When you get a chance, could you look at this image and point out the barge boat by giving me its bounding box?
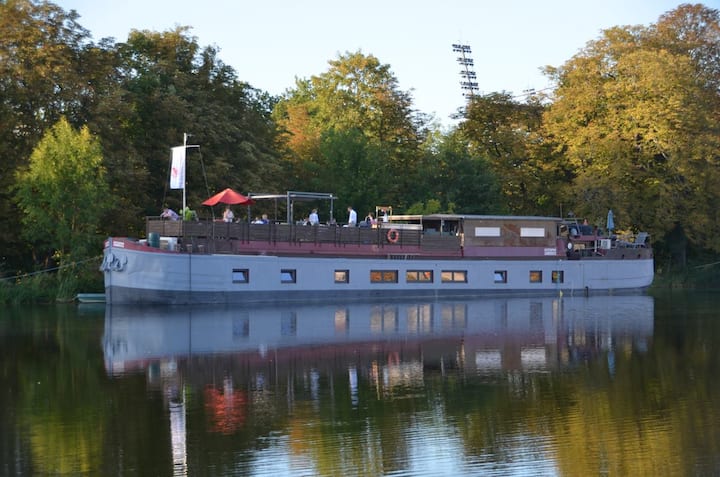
[101,208,653,305]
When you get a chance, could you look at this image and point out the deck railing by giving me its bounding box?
[145,217,461,253]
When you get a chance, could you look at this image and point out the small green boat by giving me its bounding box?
[76,293,106,304]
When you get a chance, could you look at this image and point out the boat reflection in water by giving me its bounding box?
[104,294,653,378]
[103,294,653,476]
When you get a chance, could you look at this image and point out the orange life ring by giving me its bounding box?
[386,229,400,243]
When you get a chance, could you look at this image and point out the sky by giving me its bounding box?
[58,0,710,127]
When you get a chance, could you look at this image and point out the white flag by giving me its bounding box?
[170,146,186,189]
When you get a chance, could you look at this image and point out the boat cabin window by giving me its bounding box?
[494,270,507,284]
[552,270,564,283]
[232,269,249,283]
[441,270,467,283]
[370,270,398,283]
[432,219,460,236]
[334,270,349,284]
[529,270,543,283]
[521,227,546,238]
[281,269,297,283]
[475,227,501,237]
[406,270,433,283]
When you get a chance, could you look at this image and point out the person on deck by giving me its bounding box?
[309,208,320,226]
[161,207,180,221]
[182,206,198,221]
[223,205,235,223]
[347,206,357,227]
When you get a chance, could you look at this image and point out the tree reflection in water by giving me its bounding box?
[5,293,720,476]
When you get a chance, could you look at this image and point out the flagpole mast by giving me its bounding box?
[183,133,188,214]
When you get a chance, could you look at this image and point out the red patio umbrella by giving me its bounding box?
[202,188,255,206]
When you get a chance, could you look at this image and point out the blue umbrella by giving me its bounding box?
[606,209,615,233]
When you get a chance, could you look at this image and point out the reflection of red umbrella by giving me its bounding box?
[202,188,254,206]
[204,386,247,434]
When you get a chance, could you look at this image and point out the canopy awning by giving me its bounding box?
[247,191,336,224]
[202,188,254,206]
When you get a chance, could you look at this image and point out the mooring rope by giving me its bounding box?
[0,255,102,282]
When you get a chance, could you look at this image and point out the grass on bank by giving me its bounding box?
[0,259,103,305]
[652,265,720,289]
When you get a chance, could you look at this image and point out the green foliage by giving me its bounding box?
[438,131,504,214]
[0,6,281,286]
[313,128,391,217]
[274,51,424,211]
[543,6,720,251]
[15,118,110,266]
[405,199,444,215]
[0,274,58,305]
[1,1,720,295]
[459,93,557,214]
[115,28,280,214]
[0,0,96,270]
[309,51,418,146]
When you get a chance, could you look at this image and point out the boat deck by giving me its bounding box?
[144,217,652,260]
[146,219,462,255]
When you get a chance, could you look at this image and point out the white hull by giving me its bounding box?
[102,238,654,305]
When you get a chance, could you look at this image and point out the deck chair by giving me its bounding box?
[629,231,648,248]
[617,231,648,248]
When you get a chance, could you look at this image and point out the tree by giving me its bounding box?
[0,0,97,270]
[15,118,110,276]
[412,129,504,214]
[273,51,425,208]
[652,3,720,92]
[543,5,720,250]
[459,93,558,214]
[314,128,391,217]
[437,131,505,214]
[0,5,283,278]
[107,27,280,222]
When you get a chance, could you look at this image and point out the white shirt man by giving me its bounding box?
[223,207,235,223]
[309,209,319,225]
[347,207,357,226]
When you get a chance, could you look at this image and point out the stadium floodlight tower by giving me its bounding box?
[452,43,479,99]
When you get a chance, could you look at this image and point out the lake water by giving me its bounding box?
[1,291,719,476]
